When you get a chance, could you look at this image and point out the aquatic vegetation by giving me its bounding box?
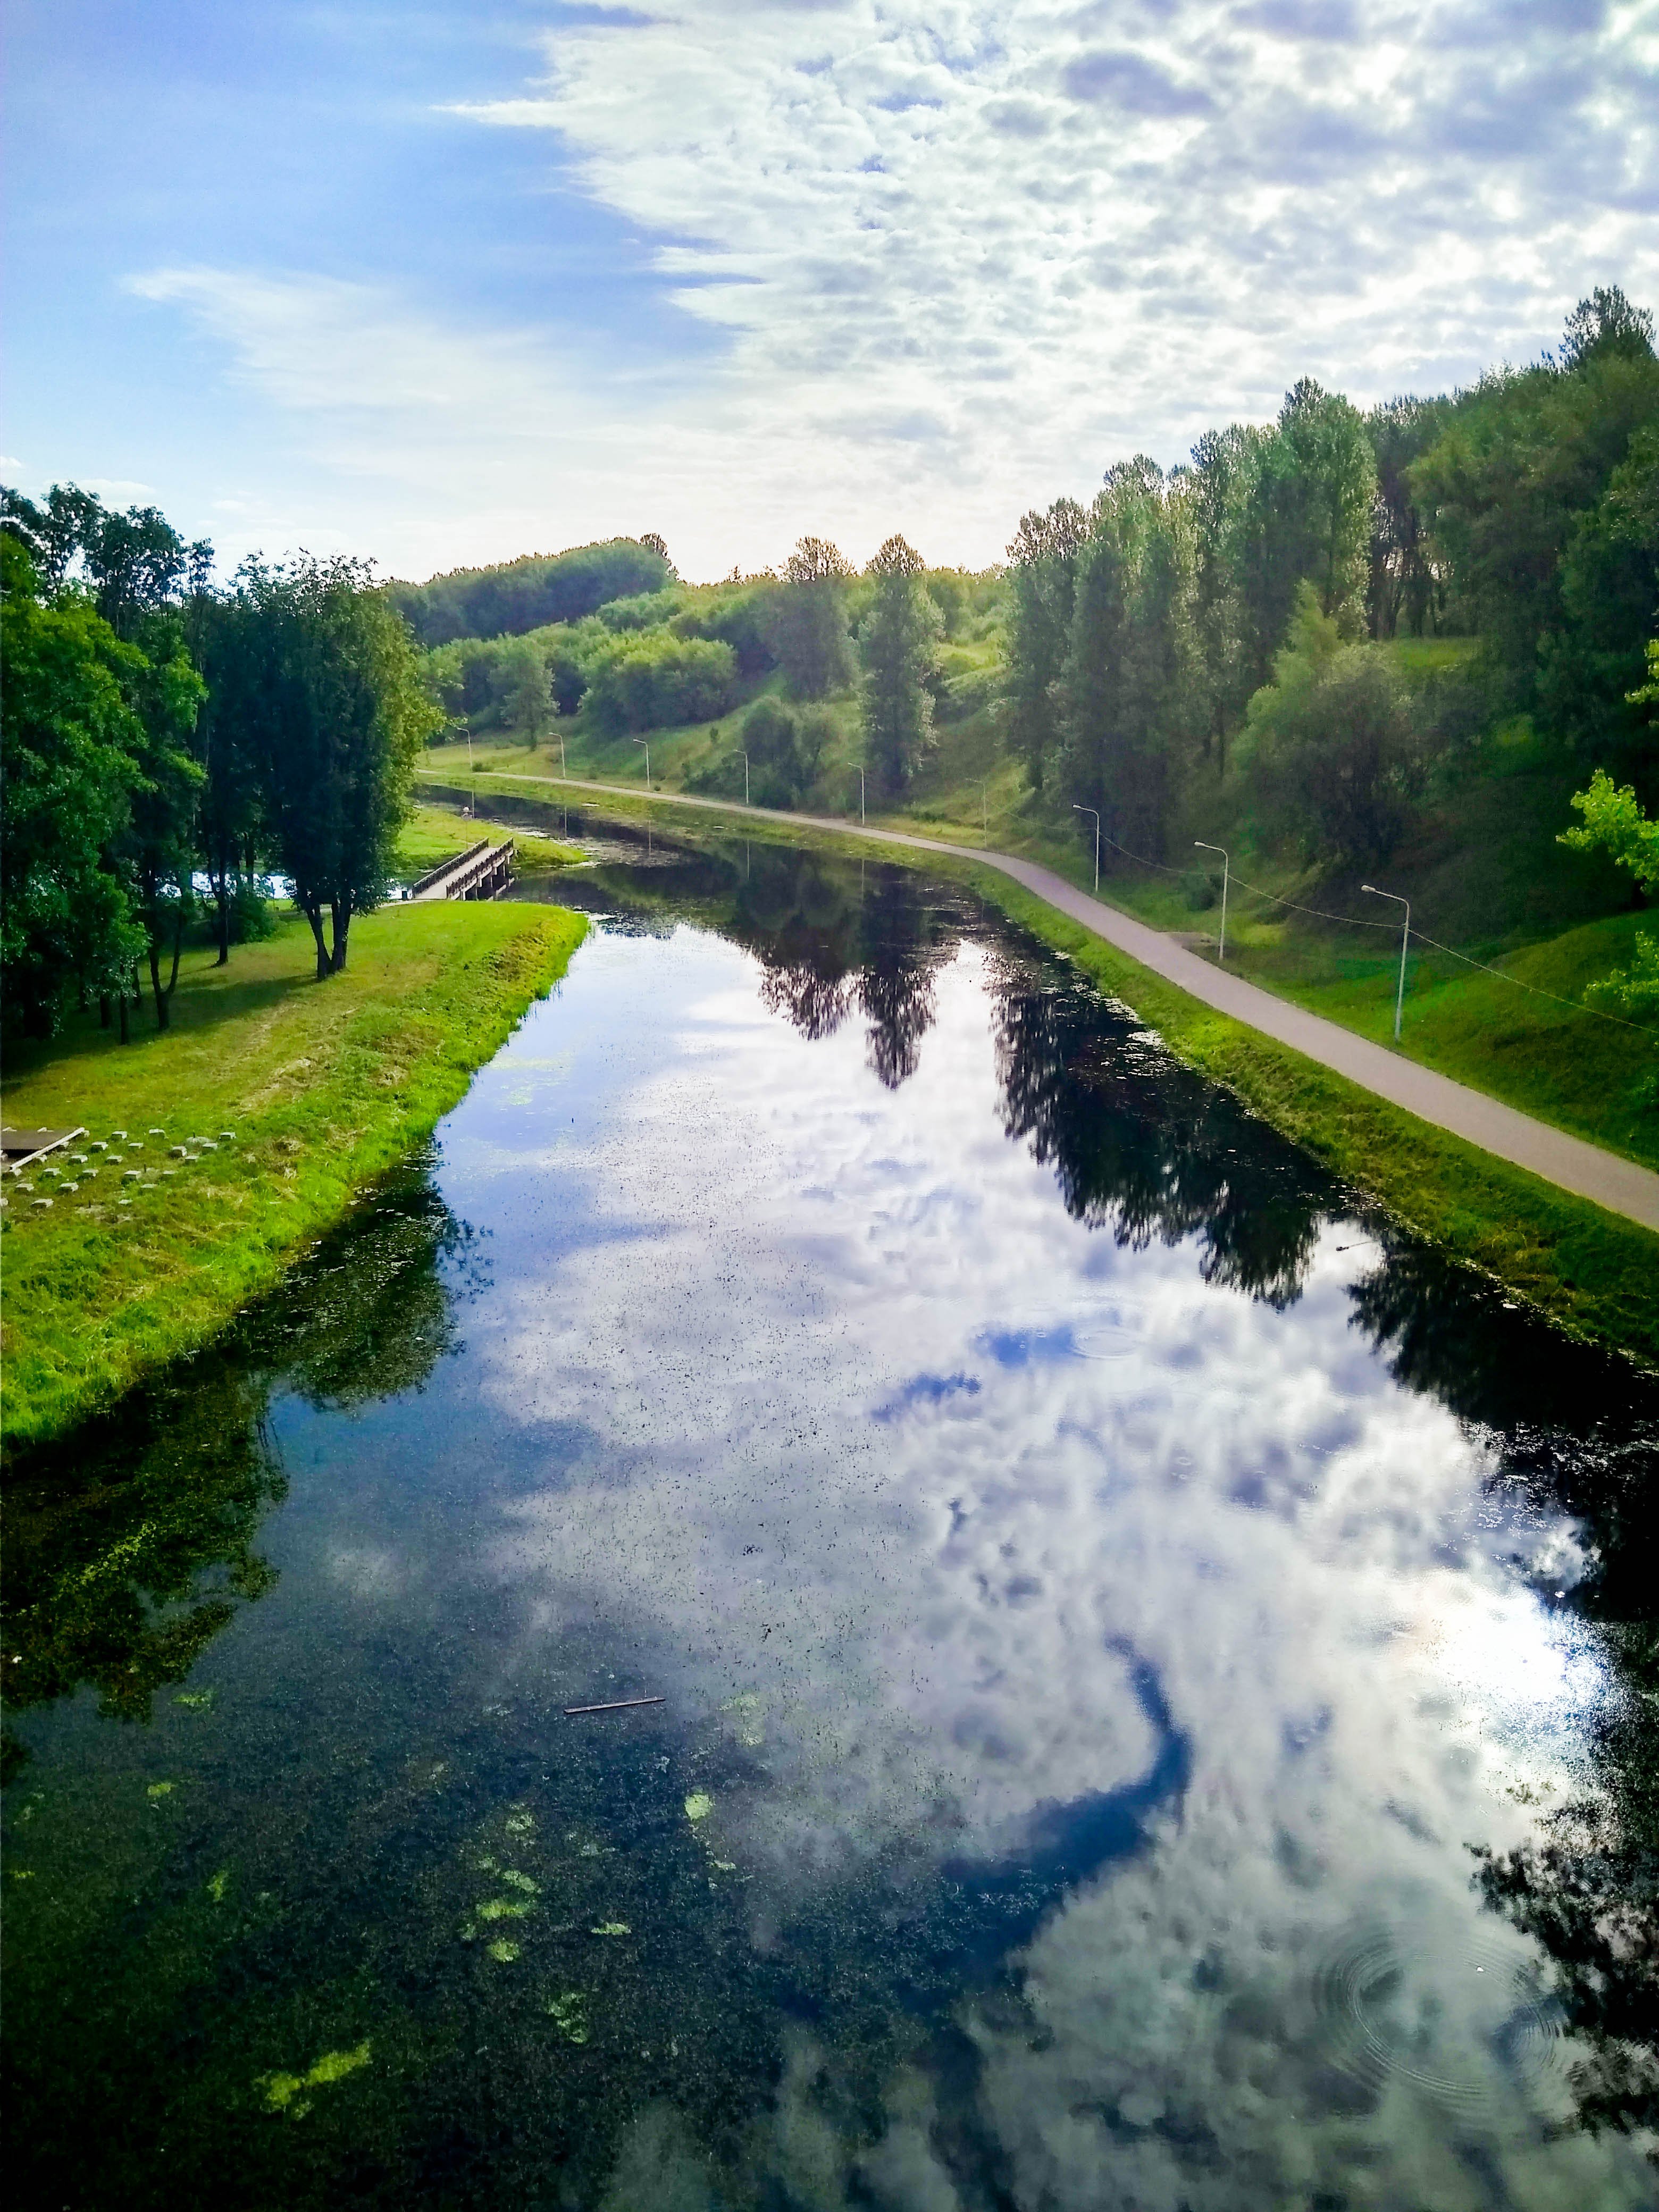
[487,1938,521,1963]
[500,1869,539,1895]
[174,1687,216,1711]
[545,1991,589,2045]
[206,1869,230,1904]
[476,1897,533,1922]
[722,1692,765,1748]
[590,1922,631,1937]
[504,1808,536,1838]
[258,2040,372,2117]
[683,1792,713,1824]
[146,1781,175,1799]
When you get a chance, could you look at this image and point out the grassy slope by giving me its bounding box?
[1,901,587,1445]
[425,774,1658,1364]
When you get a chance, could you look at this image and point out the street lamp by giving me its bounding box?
[558,732,567,781]
[1362,883,1411,1042]
[982,780,990,837]
[465,723,475,816]
[633,738,650,790]
[741,750,750,806]
[1194,841,1229,962]
[858,767,866,825]
[1073,803,1100,893]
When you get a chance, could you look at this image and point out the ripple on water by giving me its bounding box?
[1311,1923,1567,2115]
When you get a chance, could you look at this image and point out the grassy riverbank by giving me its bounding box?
[1,900,587,1446]
[433,774,1658,1364]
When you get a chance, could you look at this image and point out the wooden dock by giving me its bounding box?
[409,839,516,902]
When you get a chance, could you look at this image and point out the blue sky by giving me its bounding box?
[6,1,1656,581]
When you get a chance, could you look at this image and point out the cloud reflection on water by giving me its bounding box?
[441,902,1650,2204]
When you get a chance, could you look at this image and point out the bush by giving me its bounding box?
[583,633,736,736]
[1237,587,1428,864]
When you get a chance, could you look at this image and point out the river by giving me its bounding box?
[5,823,1656,2208]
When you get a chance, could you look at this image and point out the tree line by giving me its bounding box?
[2,488,438,1039]
[1002,285,1658,869]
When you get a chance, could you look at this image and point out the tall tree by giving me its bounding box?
[1233,380,1376,685]
[237,558,438,979]
[860,535,942,795]
[1060,460,1196,861]
[1005,498,1088,793]
[1173,428,1263,773]
[770,536,856,699]
[498,638,556,747]
[187,593,270,966]
[118,612,207,1029]
[0,536,148,1037]
[1364,396,1447,639]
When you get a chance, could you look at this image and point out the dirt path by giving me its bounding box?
[434,772,1659,1234]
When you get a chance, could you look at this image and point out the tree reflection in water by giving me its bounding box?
[1354,1243,1659,2160]
[0,1168,470,1783]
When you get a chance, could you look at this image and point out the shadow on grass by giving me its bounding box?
[2,949,323,1087]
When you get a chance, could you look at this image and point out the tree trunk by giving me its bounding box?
[119,987,130,1045]
[148,937,169,1029]
[304,903,331,981]
[166,889,186,997]
[330,899,351,972]
[99,995,112,1029]
[214,855,231,966]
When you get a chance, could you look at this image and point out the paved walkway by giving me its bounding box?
[430,772,1659,1234]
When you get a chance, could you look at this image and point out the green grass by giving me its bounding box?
[1,900,587,1445]
[418,776,1658,1365]
[393,801,580,877]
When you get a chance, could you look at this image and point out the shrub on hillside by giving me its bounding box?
[583,632,736,736]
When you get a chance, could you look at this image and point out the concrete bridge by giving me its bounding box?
[409,837,515,902]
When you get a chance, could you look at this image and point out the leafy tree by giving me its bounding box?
[497,638,557,747]
[733,696,834,808]
[1540,425,1659,777]
[769,537,855,699]
[1173,426,1264,773]
[1233,379,1376,684]
[1005,498,1088,792]
[1364,396,1448,639]
[860,535,941,794]
[118,612,207,1028]
[1412,289,1659,724]
[386,538,673,647]
[236,556,436,978]
[1560,758,1659,1019]
[1236,586,1426,864]
[0,536,148,1036]
[187,594,270,962]
[1060,460,1195,858]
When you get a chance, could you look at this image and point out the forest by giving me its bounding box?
[4,285,1656,1048]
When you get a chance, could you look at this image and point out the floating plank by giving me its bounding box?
[3,1125,86,1168]
[563,1696,665,1716]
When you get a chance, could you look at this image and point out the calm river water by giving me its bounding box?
[6,825,1657,2209]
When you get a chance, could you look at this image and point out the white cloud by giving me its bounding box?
[128,2,1659,575]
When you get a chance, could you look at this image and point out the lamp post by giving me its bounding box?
[741,750,750,806]
[1072,803,1100,894]
[1362,883,1411,1042]
[858,768,866,825]
[634,739,650,791]
[1194,841,1229,962]
[558,733,567,781]
[982,781,990,837]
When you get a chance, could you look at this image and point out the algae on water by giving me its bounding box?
[259,2040,372,2117]
[684,1792,713,1824]
[546,1991,590,2045]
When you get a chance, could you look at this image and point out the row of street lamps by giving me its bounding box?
[1071,810,1413,1043]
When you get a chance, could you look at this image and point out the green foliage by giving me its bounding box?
[385,538,673,648]
[1540,425,1659,774]
[583,630,736,736]
[1238,586,1427,864]
[1060,459,1195,856]
[1364,395,1449,639]
[1233,378,1376,682]
[0,537,149,1035]
[1005,499,1087,792]
[1560,765,1659,893]
[732,696,834,807]
[769,537,855,699]
[860,535,942,793]
[230,557,439,976]
[496,638,557,747]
